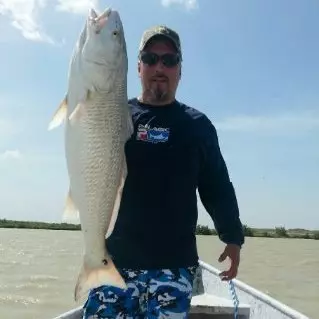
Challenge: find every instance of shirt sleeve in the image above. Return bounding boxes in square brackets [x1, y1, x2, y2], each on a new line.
[197, 116, 245, 247]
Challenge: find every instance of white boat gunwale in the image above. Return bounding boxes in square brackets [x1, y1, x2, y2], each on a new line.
[198, 260, 310, 319]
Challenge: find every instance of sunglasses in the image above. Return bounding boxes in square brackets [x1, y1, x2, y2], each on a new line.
[139, 51, 181, 68]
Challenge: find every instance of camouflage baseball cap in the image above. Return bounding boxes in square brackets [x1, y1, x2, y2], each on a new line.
[139, 25, 182, 58]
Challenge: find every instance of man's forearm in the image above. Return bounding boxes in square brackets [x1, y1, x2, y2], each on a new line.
[199, 180, 245, 247]
[197, 116, 245, 247]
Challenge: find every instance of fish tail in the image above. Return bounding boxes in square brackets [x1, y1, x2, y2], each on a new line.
[74, 257, 127, 302]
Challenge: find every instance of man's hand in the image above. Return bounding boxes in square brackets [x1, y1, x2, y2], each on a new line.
[218, 243, 241, 281]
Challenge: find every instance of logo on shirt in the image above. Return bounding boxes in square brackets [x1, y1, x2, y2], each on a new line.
[136, 124, 170, 143]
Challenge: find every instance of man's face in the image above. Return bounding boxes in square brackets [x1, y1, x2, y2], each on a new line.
[138, 38, 181, 104]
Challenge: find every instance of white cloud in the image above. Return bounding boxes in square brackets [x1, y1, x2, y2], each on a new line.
[0, 0, 95, 43]
[55, 0, 97, 15]
[0, 149, 22, 160]
[161, 0, 198, 10]
[0, 0, 54, 43]
[214, 111, 319, 134]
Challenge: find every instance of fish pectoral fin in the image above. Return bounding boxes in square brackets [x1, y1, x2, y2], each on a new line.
[62, 188, 80, 224]
[48, 96, 68, 130]
[68, 102, 86, 124]
[68, 90, 90, 125]
[74, 257, 127, 302]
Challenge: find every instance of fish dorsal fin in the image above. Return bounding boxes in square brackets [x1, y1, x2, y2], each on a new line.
[105, 107, 133, 239]
[105, 178, 125, 239]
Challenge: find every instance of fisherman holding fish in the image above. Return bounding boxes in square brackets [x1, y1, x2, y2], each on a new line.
[49, 6, 245, 319]
[81, 18, 244, 319]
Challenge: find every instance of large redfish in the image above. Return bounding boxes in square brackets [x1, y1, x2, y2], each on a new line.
[48, 7, 132, 302]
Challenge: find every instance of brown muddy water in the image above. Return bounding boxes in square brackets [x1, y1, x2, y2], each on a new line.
[0, 228, 318, 318]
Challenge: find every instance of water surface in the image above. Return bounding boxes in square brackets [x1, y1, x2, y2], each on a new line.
[0, 229, 318, 318]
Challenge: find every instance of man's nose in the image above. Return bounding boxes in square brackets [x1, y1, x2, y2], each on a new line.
[154, 59, 165, 71]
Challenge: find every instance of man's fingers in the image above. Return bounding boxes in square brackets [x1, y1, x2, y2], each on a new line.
[218, 250, 227, 262]
[219, 257, 239, 281]
[218, 244, 241, 281]
[219, 266, 238, 281]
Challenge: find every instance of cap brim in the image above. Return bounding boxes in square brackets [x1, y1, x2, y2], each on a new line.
[141, 34, 180, 53]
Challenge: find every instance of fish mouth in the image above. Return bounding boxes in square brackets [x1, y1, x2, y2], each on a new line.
[90, 7, 112, 20]
[100, 7, 112, 19]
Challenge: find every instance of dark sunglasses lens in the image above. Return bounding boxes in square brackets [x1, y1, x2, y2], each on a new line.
[140, 52, 180, 67]
[141, 52, 158, 65]
[162, 54, 180, 67]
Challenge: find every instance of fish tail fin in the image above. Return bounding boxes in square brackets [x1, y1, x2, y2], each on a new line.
[74, 257, 127, 302]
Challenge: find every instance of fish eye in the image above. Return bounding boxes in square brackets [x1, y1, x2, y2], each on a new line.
[113, 30, 119, 36]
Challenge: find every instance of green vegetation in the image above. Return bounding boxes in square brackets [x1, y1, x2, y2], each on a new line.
[196, 225, 217, 236]
[196, 224, 319, 240]
[0, 219, 318, 240]
[0, 219, 80, 231]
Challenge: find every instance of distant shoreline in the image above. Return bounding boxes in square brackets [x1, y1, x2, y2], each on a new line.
[0, 219, 318, 240]
[0, 219, 80, 231]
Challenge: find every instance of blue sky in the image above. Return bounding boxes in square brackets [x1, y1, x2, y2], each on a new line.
[0, 0, 318, 230]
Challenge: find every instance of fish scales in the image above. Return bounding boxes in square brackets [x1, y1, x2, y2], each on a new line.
[74, 96, 128, 256]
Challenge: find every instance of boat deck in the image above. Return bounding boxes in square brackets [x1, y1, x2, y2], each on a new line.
[190, 293, 250, 318]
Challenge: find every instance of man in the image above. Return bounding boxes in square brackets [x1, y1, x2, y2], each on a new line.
[83, 25, 245, 319]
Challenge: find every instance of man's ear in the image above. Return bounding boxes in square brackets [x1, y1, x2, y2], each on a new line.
[137, 61, 141, 77]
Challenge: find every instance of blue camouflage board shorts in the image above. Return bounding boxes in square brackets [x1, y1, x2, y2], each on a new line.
[82, 266, 198, 319]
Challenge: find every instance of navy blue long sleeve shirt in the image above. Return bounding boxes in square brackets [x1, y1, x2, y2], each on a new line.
[106, 97, 244, 269]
